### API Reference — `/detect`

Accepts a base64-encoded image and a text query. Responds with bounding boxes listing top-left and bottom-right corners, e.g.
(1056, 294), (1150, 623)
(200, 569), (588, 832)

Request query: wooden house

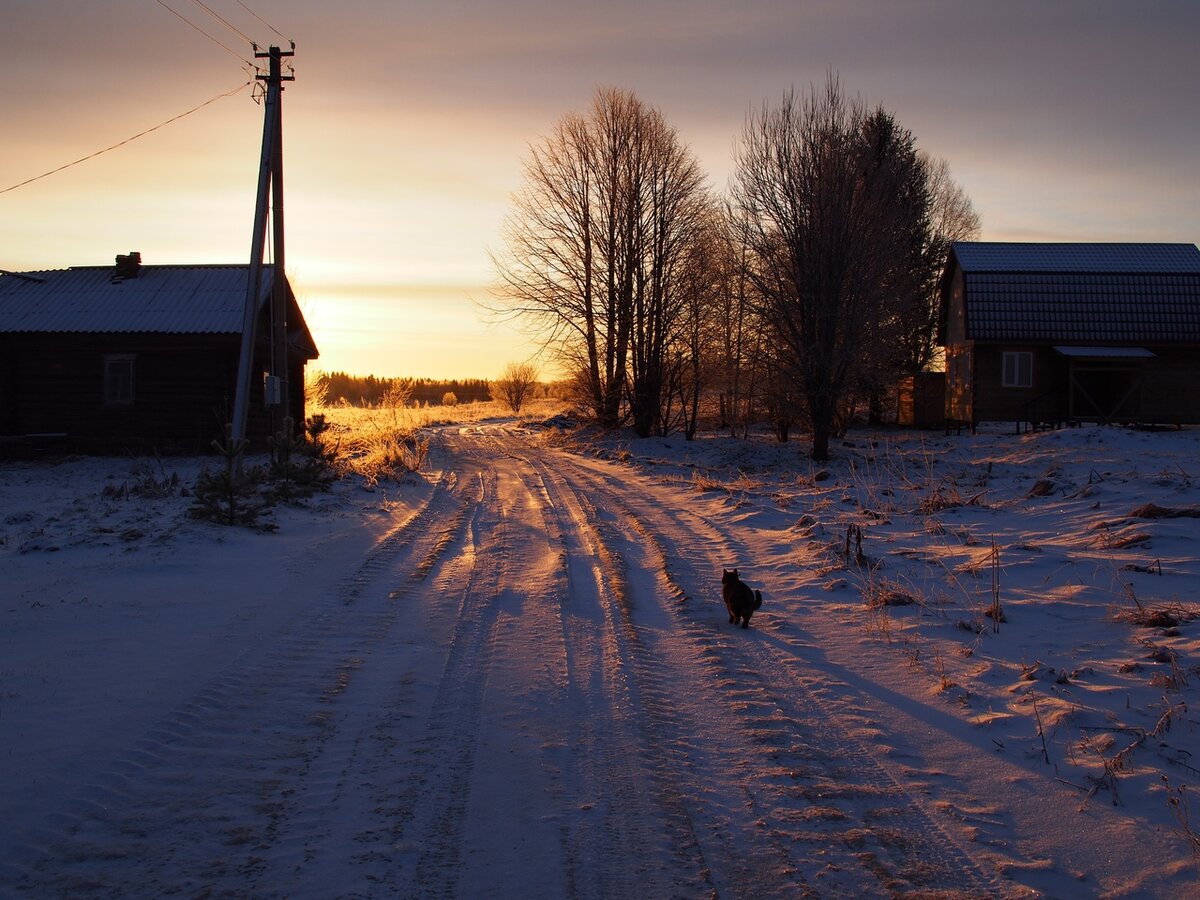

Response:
(0, 253), (318, 453)
(939, 242), (1200, 429)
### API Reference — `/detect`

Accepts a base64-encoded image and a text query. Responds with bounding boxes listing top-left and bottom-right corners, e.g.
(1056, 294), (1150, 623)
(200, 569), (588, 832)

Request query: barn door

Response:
(1068, 363), (1145, 423)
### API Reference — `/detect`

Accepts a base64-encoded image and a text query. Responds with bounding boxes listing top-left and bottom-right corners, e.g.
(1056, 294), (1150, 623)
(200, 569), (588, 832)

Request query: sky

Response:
(2, 0), (1198, 380)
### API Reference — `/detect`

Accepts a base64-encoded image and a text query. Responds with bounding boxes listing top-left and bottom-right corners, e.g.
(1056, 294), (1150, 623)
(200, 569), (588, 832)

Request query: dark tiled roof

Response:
(953, 242), (1200, 273)
(951, 243), (1200, 343)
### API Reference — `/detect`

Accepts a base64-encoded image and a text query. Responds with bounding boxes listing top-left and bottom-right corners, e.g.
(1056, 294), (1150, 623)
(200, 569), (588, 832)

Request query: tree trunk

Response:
(811, 419), (832, 461)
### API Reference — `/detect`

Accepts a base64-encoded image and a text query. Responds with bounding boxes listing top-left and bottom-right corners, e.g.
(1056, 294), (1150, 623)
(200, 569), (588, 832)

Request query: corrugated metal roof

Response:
(952, 242), (1200, 273)
(0, 265), (274, 334)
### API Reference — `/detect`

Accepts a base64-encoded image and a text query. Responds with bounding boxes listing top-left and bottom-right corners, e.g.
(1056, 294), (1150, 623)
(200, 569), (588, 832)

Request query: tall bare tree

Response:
(661, 205), (729, 439)
(732, 76), (926, 460)
(494, 88), (708, 434)
(628, 111), (710, 436)
(705, 203), (762, 436)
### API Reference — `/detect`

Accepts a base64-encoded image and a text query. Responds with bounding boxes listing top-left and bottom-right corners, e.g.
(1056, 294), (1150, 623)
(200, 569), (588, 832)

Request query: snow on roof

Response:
(952, 242), (1200, 273)
(0, 264), (276, 334)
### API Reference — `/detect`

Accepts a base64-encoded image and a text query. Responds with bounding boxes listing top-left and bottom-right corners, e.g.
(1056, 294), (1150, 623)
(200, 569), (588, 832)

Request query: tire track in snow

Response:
(384, 466), (507, 897)
(498, 433), (756, 897)
(539, 434), (1005, 897)
(0, 468), (467, 898)
(0, 425), (1007, 898)
(490, 431), (718, 898)
(244, 464), (487, 894)
(517, 440), (814, 897)
(358, 429), (641, 898)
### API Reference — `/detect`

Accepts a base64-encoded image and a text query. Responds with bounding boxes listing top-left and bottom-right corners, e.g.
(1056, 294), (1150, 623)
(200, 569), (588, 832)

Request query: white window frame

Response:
(104, 354), (136, 406)
(1001, 351), (1033, 389)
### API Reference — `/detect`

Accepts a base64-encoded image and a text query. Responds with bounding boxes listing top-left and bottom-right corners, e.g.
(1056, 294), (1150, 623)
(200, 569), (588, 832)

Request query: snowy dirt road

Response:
(1, 424), (1138, 897)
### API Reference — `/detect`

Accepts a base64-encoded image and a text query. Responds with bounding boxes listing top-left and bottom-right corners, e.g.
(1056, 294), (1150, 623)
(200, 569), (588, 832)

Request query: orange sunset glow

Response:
(3, 0), (1198, 379)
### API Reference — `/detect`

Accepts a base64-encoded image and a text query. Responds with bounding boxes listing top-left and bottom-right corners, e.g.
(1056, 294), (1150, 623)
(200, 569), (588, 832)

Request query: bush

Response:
(346, 430), (430, 487)
(494, 362), (540, 414)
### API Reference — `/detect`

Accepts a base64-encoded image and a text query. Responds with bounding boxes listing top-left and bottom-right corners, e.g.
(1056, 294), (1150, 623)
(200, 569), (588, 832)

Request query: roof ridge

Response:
(951, 241), (1200, 276)
(66, 263), (252, 271)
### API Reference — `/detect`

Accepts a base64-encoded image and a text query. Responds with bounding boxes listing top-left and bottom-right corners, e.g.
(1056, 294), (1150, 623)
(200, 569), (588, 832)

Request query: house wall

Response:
(0, 333), (305, 452)
(970, 345), (1067, 424)
(1138, 347), (1200, 424)
(967, 344), (1200, 426)
(944, 270), (968, 344)
(944, 345), (973, 424)
(941, 270), (976, 425)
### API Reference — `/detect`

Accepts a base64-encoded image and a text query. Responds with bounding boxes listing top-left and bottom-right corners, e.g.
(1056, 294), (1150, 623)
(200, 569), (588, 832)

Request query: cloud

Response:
(5, 0), (1197, 375)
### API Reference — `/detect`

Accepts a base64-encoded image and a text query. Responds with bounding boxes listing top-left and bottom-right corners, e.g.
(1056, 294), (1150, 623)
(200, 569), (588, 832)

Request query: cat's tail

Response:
(754, 589), (762, 610)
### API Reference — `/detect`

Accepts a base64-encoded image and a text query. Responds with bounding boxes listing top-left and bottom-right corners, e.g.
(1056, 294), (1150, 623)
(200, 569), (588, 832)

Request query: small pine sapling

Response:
(190, 423), (268, 527)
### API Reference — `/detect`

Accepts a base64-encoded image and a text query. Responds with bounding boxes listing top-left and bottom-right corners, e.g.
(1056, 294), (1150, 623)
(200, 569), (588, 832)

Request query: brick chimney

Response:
(114, 251), (141, 280)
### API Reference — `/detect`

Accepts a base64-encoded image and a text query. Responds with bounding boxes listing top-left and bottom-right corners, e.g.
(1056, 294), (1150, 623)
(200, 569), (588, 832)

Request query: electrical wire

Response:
(235, 0), (290, 43)
(154, 0), (252, 67)
(187, 0), (256, 47)
(0, 81), (253, 196)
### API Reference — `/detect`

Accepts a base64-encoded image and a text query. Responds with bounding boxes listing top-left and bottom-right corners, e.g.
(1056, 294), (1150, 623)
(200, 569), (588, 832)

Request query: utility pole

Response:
(232, 43), (294, 455)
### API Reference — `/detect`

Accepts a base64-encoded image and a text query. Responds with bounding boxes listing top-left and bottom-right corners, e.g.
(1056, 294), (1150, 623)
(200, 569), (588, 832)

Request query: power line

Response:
(235, 0), (290, 43)
(154, 0), (252, 67)
(0, 81), (253, 196)
(187, 0), (256, 47)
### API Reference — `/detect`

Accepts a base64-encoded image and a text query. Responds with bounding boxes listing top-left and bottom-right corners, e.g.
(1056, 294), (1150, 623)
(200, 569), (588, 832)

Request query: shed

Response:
(896, 372), (946, 429)
(938, 242), (1200, 429)
(0, 254), (318, 452)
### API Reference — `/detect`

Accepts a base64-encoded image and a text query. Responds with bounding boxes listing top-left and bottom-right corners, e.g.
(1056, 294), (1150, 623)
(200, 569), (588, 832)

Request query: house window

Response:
(104, 354), (135, 406)
(1002, 351), (1033, 389)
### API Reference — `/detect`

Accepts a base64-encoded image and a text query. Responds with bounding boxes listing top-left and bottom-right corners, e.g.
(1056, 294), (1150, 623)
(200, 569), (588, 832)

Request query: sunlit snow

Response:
(2, 419), (1198, 897)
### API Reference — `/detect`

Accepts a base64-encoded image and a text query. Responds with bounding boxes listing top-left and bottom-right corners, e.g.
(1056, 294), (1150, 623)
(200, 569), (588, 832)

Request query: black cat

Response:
(721, 568), (763, 628)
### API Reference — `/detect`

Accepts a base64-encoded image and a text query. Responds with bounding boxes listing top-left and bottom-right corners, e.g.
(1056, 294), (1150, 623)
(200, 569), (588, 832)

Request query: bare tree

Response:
(703, 203), (760, 436)
(663, 205), (727, 439)
(494, 361), (540, 414)
(732, 76), (931, 460)
(494, 87), (709, 435)
(926, 154), (982, 247)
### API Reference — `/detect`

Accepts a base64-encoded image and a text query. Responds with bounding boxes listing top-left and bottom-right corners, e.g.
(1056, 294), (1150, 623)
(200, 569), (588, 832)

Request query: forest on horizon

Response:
(318, 372), (493, 407)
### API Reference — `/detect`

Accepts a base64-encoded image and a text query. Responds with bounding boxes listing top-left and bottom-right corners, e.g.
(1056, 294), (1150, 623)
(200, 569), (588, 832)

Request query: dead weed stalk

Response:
(1162, 777), (1200, 870)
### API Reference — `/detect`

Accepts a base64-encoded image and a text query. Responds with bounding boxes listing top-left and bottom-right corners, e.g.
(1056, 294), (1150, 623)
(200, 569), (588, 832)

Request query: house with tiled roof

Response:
(938, 242), (1200, 429)
(0, 253), (318, 452)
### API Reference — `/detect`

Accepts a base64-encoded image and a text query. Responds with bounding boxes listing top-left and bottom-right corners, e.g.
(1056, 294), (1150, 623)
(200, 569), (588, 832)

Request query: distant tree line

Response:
(320, 372), (492, 407)
(493, 76), (980, 459)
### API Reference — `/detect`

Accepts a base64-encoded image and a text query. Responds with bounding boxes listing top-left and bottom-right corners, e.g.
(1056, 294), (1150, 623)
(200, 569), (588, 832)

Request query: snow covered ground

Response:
(1, 417), (1198, 897)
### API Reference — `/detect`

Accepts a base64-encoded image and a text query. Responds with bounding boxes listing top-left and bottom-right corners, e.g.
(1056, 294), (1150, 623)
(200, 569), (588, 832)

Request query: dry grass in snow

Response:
(574, 420), (1200, 887)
